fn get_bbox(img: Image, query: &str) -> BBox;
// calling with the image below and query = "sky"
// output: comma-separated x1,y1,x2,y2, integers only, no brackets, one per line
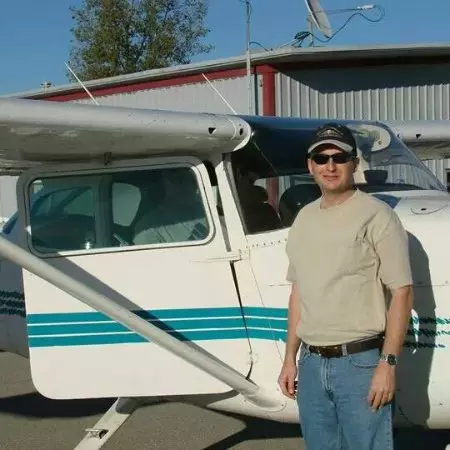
1,0,449,95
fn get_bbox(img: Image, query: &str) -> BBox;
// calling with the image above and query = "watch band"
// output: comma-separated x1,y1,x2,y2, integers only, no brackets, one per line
380,353,397,366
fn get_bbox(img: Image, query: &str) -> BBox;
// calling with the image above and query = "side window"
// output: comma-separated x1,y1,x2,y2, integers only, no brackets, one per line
112,183,141,227
29,183,95,253
125,167,210,246
277,175,321,227
235,177,282,234
234,174,321,234
26,166,211,254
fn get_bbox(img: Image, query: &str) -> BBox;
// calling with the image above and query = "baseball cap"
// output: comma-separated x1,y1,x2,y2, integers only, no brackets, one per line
307,123,357,155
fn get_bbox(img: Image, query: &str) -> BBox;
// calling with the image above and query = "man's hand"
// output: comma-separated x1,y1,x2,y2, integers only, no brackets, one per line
278,360,297,399
367,361,396,411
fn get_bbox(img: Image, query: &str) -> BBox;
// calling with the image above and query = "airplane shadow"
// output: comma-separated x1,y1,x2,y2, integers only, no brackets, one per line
191,408,450,450
167,405,450,450
395,231,436,427
394,427,450,450
200,411,300,450
0,391,115,418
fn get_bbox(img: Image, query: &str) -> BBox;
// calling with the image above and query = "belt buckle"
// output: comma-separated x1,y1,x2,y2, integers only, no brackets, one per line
327,345,342,358
309,345,322,357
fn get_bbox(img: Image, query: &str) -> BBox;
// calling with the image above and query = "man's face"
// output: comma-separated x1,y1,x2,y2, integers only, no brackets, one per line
307,146,358,194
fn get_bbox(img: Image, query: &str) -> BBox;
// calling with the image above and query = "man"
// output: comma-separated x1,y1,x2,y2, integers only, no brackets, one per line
278,123,413,450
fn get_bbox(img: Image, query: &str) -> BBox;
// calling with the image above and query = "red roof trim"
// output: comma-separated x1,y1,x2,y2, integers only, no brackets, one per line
43,67,251,102
36,64,278,102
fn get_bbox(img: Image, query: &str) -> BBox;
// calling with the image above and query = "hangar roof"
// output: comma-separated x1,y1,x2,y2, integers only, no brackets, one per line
4,43,450,101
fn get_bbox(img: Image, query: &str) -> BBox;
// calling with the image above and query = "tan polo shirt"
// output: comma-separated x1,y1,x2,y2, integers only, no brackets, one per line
285,188,412,346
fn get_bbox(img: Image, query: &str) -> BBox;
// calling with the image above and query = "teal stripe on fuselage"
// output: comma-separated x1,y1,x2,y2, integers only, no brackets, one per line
27,317,286,337
28,327,288,348
26,306,288,348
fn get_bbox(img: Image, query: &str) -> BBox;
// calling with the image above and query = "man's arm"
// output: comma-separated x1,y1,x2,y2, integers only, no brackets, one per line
382,285,413,357
368,285,413,410
278,283,302,399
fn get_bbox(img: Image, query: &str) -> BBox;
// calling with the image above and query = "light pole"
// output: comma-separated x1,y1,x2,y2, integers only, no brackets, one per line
244,0,253,115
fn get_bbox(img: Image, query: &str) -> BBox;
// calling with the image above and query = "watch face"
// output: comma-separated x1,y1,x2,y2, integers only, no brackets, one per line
386,354,397,365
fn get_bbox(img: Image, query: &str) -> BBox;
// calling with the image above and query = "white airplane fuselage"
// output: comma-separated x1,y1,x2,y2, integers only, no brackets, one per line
0,99,449,431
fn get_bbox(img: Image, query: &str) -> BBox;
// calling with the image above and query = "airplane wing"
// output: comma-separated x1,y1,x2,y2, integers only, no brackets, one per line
0,98,252,175
384,120,450,159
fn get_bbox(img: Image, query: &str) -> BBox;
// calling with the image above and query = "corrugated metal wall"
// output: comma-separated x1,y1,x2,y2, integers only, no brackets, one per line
73,75,263,115
422,159,450,186
276,63,450,121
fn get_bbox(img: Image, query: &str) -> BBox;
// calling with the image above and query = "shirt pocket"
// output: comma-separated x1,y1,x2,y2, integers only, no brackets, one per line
337,234,377,276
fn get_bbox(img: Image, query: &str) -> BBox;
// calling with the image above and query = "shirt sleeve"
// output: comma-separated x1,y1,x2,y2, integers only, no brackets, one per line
286,262,297,282
285,226,298,283
374,210,413,290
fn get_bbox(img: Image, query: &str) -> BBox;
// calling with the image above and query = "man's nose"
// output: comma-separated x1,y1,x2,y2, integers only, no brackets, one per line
326,159,337,171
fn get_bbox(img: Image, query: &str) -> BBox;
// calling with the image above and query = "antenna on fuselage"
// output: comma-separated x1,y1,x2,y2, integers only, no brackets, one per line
201,73,238,115
64,62,100,106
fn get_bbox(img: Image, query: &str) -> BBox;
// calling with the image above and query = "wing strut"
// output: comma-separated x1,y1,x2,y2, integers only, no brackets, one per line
0,234,284,410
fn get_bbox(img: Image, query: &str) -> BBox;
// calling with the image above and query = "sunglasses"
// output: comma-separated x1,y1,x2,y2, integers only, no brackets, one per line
310,153,355,165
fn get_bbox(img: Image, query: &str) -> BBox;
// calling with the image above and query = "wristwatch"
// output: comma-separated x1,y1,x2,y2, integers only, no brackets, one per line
380,353,397,366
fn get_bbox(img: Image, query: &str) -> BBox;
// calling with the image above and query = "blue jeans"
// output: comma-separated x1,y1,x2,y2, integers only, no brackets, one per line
297,345,394,450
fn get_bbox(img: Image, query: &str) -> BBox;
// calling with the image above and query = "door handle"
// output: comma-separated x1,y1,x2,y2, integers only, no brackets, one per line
193,249,248,263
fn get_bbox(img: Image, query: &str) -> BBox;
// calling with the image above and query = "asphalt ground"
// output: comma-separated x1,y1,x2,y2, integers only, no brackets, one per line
1,352,450,450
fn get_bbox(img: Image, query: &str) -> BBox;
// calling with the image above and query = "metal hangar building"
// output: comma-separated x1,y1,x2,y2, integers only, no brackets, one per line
3,42,450,220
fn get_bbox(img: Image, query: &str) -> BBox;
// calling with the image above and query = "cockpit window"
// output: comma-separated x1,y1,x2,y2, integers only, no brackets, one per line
25,166,211,255
347,122,444,192
28,183,95,253
231,120,446,232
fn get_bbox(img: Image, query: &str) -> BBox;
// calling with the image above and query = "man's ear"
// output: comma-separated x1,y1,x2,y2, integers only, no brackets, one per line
307,157,313,175
352,157,360,173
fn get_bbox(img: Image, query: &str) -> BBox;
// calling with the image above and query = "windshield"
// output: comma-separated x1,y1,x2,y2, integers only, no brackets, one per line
346,122,445,192
230,118,447,232
232,118,446,194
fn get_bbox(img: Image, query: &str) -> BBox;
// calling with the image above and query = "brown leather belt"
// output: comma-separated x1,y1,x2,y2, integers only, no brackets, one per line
305,334,384,358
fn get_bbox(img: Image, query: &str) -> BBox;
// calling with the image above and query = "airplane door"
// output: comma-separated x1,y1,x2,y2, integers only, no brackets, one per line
17,157,252,400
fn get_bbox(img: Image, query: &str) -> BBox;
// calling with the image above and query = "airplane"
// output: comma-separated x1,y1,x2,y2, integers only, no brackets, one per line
0,97,450,449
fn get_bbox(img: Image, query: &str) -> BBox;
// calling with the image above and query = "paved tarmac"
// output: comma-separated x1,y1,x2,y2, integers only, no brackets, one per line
1,351,450,450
